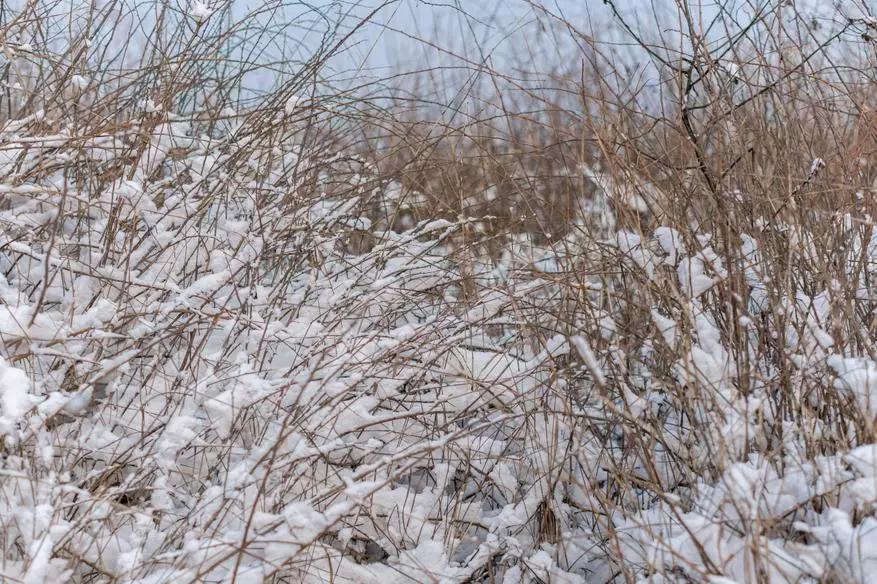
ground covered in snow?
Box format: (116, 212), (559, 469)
(0, 101), (876, 584)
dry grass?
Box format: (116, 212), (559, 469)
(0, 0), (877, 582)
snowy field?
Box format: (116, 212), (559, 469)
(2, 0), (877, 583)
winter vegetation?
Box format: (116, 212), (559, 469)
(3, 0), (877, 582)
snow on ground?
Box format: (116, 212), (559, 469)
(0, 110), (876, 584)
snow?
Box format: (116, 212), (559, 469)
(188, 1), (215, 21)
(827, 355), (877, 421)
(0, 358), (32, 433)
(653, 225), (684, 265)
(571, 335), (606, 386)
(0, 42), (873, 584)
(70, 75), (89, 93)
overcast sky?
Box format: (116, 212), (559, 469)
(272, 0), (860, 93)
(17, 0), (865, 108)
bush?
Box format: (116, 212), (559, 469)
(2, 0), (877, 582)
